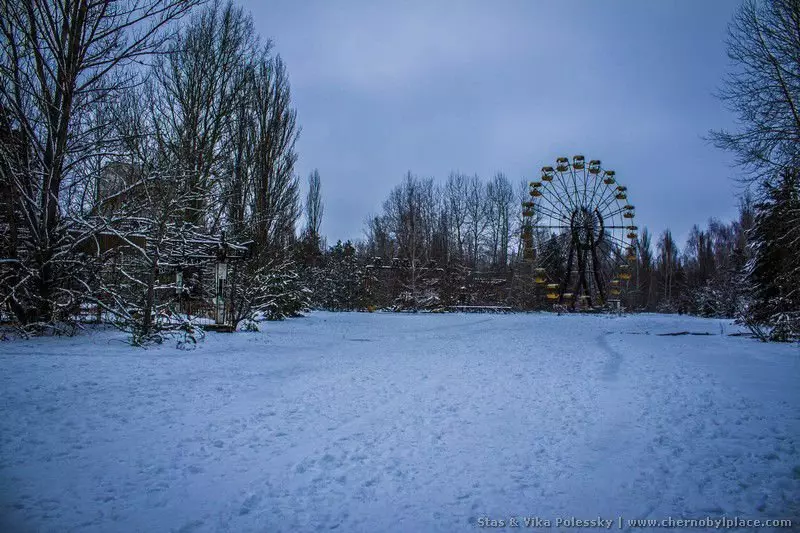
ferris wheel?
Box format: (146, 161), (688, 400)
(521, 155), (638, 309)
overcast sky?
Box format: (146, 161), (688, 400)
(238, 0), (744, 246)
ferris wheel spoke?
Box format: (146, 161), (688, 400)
(597, 200), (621, 222)
(536, 180), (573, 216)
(603, 228), (628, 251)
(536, 188), (570, 215)
(553, 171), (577, 210)
(533, 208), (567, 226)
(601, 228), (627, 244)
(595, 184), (620, 213)
(572, 168), (583, 208)
(565, 168), (578, 206)
(568, 169), (581, 208)
(581, 168), (591, 208)
(586, 170), (607, 211)
(604, 233), (630, 250)
(606, 205), (633, 219)
(534, 196), (571, 221)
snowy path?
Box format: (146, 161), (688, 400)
(1, 312), (798, 532)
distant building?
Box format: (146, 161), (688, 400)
(91, 161), (145, 217)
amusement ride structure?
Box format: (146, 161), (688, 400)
(521, 156), (638, 310)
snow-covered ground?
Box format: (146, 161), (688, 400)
(1, 312), (798, 532)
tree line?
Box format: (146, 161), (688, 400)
(1, 0), (797, 342)
(301, 170), (755, 315)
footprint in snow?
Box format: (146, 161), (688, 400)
(239, 494), (261, 515)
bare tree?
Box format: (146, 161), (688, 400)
(151, 0), (255, 227)
(465, 174), (487, 269)
(383, 172), (436, 300)
(79, 87), (211, 341)
(486, 172), (514, 270)
(154, 3), (301, 262)
(364, 214), (395, 260)
(0, 0), (200, 325)
(430, 190), (451, 265)
(294, 168), (324, 272)
(709, 0), (800, 179)
(249, 54), (300, 259)
(96, 169), (205, 342)
(445, 172), (468, 262)
(657, 229), (679, 309)
(305, 169), (323, 238)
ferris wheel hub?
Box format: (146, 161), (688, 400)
(571, 206), (604, 249)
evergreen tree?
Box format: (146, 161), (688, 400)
(746, 169), (800, 340)
(318, 241), (364, 311)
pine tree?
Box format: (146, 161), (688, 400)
(746, 169), (800, 340)
(320, 241), (364, 311)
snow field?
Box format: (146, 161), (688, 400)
(0, 312), (798, 532)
